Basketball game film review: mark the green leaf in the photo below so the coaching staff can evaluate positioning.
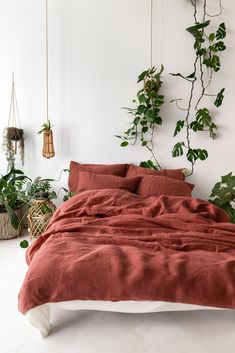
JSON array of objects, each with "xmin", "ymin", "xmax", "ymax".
[
  {"xmin": 173, "ymin": 120, "xmax": 185, "ymax": 137},
  {"xmin": 196, "ymin": 108, "xmax": 212, "ymax": 127},
  {"xmin": 216, "ymin": 23, "xmax": 226, "ymax": 40},
  {"xmin": 20, "ymin": 240, "xmax": 29, "ymax": 249},
  {"xmin": 187, "ymin": 148, "xmax": 208, "ymax": 163},
  {"xmin": 172, "ymin": 142, "xmax": 184, "ymax": 158},
  {"xmin": 198, "ymin": 149, "xmax": 208, "ymax": 161},
  {"xmin": 209, "ymin": 33, "xmax": 215, "ymax": 42},
  {"xmin": 142, "ymin": 126, "xmax": 148, "ymax": 133},
  {"xmin": 138, "ymin": 94, "xmax": 147, "ymax": 104},
  {"xmin": 213, "ymin": 41, "xmax": 226, "ymax": 52},
  {"xmin": 142, "ymin": 141, "xmax": 148, "ymax": 146},
  {"xmin": 221, "ymin": 172, "xmax": 233, "ymax": 184},
  {"xmin": 190, "ymin": 121, "xmax": 203, "ymax": 132},
  {"xmin": 137, "ymin": 70, "xmax": 148, "ymax": 83},
  {"xmin": 120, "ymin": 141, "xmax": 129, "ymax": 147},
  {"xmin": 186, "ymin": 20, "xmax": 210, "ymax": 35},
  {"xmin": 137, "ymin": 105, "xmax": 145, "ymax": 115},
  {"xmin": 140, "ymin": 160, "xmax": 158, "ymax": 170},
  {"xmin": 203, "ymin": 55, "xmax": 221, "ymax": 72},
  {"xmin": 214, "ymin": 88, "xmax": 225, "ymax": 107}
]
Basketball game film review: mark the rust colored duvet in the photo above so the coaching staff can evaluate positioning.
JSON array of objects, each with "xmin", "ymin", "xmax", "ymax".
[{"xmin": 18, "ymin": 189, "xmax": 235, "ymax": 313}]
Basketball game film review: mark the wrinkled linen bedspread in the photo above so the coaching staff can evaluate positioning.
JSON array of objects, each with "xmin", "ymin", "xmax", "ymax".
[{"xmin": 18, "ymin": 189, "xmax": 235, "ymax": 313}]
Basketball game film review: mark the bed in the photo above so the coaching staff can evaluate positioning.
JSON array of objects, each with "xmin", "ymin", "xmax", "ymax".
[{"xmin": 18, "ymin": 162, "xmax": 235, "ymax": 337}]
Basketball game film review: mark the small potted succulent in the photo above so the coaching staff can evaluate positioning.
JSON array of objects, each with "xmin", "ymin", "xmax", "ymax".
[{"xmin": 0, "ymin": 168, "xmax": 28, "ymax": 239}]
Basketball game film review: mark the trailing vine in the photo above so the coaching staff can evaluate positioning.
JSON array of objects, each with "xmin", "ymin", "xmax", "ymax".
[
  {"xmin": 116, "ymin": 66, "xmax": 164, "ymax": 170},
  {"xmin": 171, "ymin": 0, "xmax": 226, "ymax": 175}
]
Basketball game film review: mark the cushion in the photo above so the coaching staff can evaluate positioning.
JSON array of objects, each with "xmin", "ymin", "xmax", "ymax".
[
  {"xmin": 126, "ymin": 164, "xmax": 185, "ymax": 181},
  {"xmin": 137, "ymin": 175, "xmax": 194, "ymax": 198},
  {"xmin": 75, "ymin": 171, "xmax": 141, "ymax": 194},
  {"xmin": 69, "ymin": 161, "xmax": 129, "ymax": 192}
]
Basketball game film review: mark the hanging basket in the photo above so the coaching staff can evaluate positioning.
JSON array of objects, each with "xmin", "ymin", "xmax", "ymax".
[
  {"xmin": 27, "ymin": 200, "xmax": 56, "ymax": 241},
  {"xmin": 42, "ymin": 129, "xmax": 55, "ymax": 159},
  {"xmin": 0, "ymin": 209, "xmax": 22, "ymax": 240},
  {"xmin": 3, "ymin": 74, "xmax": 25, "ymax": 170}
]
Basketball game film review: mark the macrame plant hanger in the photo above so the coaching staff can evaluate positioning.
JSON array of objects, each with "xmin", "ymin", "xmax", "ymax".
[
  {"xmin": 41, "ymin": 0, "xmax": 55, "ymax": 159},
  {"xmin": 3, "ymin": 73, "xmax": 25, "ymax": 170}
]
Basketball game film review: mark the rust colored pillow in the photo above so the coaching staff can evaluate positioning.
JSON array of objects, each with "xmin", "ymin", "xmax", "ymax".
[
  {"xmin": 126, "ymin": 164, "xmax": 185, "ymax": 181},
  {"xmin": 138, "ymin": 175, "xmax": 194, "ymax": 198},
  {"xmin": 76, "ymin": 171, "xmax": 140, "ymax": 194},
  {"xmin": 69, "ymin": 161, "xmax": 129, "ymax": 192}
]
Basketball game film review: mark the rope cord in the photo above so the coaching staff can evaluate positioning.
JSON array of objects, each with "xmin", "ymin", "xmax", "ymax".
[
  {"xmin": 46, "ymin": 0, "xmax": 49, "ymax": 123},
  {"xmin": 150, "ymin": 0, "xmax": 153, "ymax": 68},
  {"xmin": 8, "ymin": 73, "xmax": 21, "ymax": 128}
]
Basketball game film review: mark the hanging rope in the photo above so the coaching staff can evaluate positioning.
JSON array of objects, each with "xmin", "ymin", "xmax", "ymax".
[
  {"xmin": 150, "ymin": 0, "xmax": 154, "ymax": 68},
  {"xmin": 8, "ymin": 73, "xmax": 21, "ymax": 128},
  {"xmin": 46, "ymin": 0, "xmax": 49, "ymax": 123}
]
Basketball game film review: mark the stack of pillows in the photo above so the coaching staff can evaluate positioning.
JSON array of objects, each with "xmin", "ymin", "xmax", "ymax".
[{"xmin": 68, "ymin": 161, "xmax": 194, "ymax": 198}]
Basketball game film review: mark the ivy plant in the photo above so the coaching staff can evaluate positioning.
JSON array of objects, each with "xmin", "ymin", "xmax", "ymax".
[
  {"xmin": 209, "ymin": 172, "xmax": 235, "ymax": 223},
  {"xmin": 116, "ymin": 66, "xmax": 164, "ymax": 169},
  {"xmin": 171, "ymin": 0, "xmax": 226, "ymax": 175}
]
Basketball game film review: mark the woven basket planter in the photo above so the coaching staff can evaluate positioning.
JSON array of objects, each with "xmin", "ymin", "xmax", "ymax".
[
  {"xmin": 27, "ymin": 200, "xmax": 56, "ymax": 242},
  {"xmin": 0, "ymin": 208, "xmax": 22, "ymax": 240}
]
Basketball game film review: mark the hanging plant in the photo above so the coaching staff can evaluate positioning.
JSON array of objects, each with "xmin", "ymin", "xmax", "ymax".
[
  {"xmin": 170, "ymin": 0, "xmax": 226, "ymax": 175},
  {"xmin": 116, "ymin": 66, "xmax": 164, "ymax": 170},
  {"xmin": 2, "ymin": 73, "xmax": 25, "ymax": 170},
  {"xmin": 38, "ymin": 120, "xmax": 55, "ymax": 159}
]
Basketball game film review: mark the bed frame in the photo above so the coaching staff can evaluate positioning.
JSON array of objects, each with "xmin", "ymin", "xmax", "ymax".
[{"xmin": 27, "ymin": 300, "xmax": 222, "ymax": 337}]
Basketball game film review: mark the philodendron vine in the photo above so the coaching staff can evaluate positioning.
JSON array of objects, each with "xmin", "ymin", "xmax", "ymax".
[
  {"xmin": 171, "ymin": 0, "xmax": 226, "ymax": 175},
  {"xmin": 116, "ymin": 66, "xmax": 164, "ymax": 170}
]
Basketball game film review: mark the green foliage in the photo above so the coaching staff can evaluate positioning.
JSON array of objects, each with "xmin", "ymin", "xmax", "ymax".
[
  {"xmin": 209, "ymin": 172, "xmax": 235, "ymax": 223},
  {"xmin": 0, "ymin": 168, "xmax": 29, "ymax": 229},
  {"xmin": 37, "ymin": 120, "xmax": 53, "ymax": 135},
  {"xmin": 139, "ymin": 160, "xmax": 158, "ymax": 170},
  {"xmin": 25, "ymin": 177, "xmax": 57, "ymax": 201},
  {"xmin": 170, "ymin": 2, "xmax": 226, "ymax": 175},
  {"xmin": 116, "ymin": 66, "xmax": 164, "ymax": 169},
  {"xmin": 214, "ymin": 88, "xmax": 225, "ymax": 107},
  {"xmin": 20, "ymin": 240, "xmax": 29, "ymax": 249}
]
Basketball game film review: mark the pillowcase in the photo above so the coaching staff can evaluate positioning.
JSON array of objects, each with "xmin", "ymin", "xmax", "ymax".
[
  {"xmin": 137, "ymin": 175, "xmax": 194, "ymax": 198},
  {"xmin": 75, "ymin": 171, "xmax": 140, "ymax": 194},
  {"xmin": 69, "ymin": 161, "xmax": 129, "ymax": 192},
  {"xmin": 126, "ymin": 164, "xmax": 185, "ymax": 181}
]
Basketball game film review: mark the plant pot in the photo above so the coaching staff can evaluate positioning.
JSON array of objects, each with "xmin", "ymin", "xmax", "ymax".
[
  {"xmin": 42, "ymin": 129, "xmax": 55, "ymax": 159},
  {"xmin": 0, "ymin": 209, "xmax": 22, "ymax": 240},
  {"xmin": 27, "ymin": 200, "xmax": 56, "ymax": 241}
]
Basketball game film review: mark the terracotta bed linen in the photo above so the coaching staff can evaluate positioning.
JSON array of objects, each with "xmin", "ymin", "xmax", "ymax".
[{"xmin": 18, "ymin": 189, "xmax": 235, "ymax": 314}]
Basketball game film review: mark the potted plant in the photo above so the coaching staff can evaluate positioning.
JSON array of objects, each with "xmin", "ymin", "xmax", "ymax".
[
  {"xmin": 38, "ymin": 120, "xmax": 55, "ymax": 159},
  {"xmin": 25, "ymin": 177, "xmax": 57, "ymax": 241},
  {"xmin": 0, "ymin": 168, "xmax": 28, "ymax": 239}
]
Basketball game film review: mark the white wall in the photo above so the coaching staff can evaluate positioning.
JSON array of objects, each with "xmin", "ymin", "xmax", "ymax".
[{"xmin": 0, "ymin": 0, "xmax": 234, "ymax": 198}]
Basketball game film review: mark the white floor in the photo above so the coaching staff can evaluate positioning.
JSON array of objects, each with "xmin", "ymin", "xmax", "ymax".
[{"xmin": 1, "ymin": 238, "xmax": 235, "ymax": 353}]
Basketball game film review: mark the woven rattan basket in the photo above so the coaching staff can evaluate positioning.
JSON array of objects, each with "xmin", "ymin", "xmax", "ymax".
[
  {"xmin": 27, "ymin": 200, "xmax": 56, "ymax": 242},
  {"xmin": 0, "ymin": 208, "xmax": 22, "ymax": 240}
]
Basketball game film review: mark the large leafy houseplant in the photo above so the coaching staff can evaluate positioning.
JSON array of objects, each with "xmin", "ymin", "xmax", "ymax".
[
  {"xmin": 209, "ymin": 173, "xmax": 235, "ymax": 223},
  {"xmin": 0, "ymin": 169, "xmax": 28, "ymax": 231}
]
